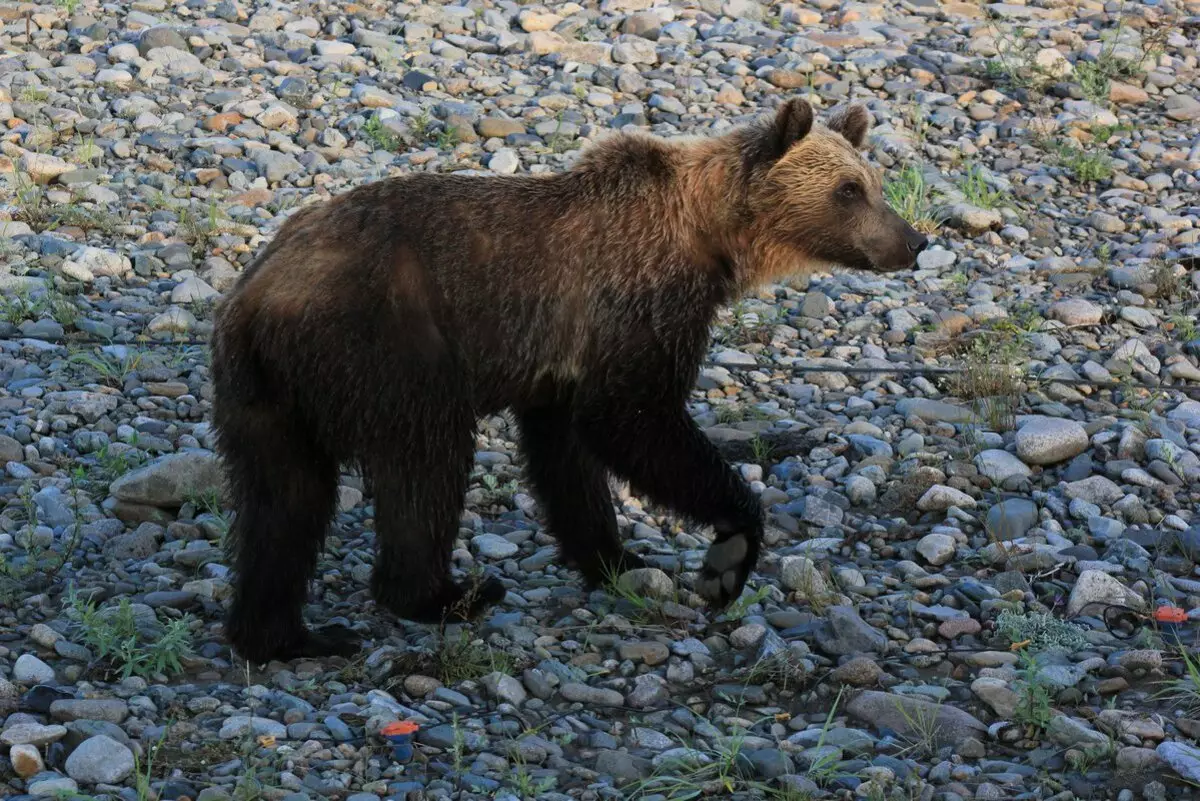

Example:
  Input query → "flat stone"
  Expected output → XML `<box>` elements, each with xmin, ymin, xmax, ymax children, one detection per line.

<box><xmin>847</xmin><ymin>691</ymin><xmax>986</xmax><ymax>747</ymax></box>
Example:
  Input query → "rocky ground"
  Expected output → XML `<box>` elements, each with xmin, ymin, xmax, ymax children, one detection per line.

<box><xmin>1</xmin><ymin>0</ymin><xmax>1200</xmax><ymax>798</ymax></box>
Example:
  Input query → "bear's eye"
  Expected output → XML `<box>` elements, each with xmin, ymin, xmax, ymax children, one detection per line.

<box><xmin>836</xmin><ymin>181</ymin><xmax>862</xmax><ymax>201</ymax></box>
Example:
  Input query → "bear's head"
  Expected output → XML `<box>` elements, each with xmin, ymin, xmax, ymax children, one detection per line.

<box><xmin>733</xmin><ymin>98</ymin><xmax>928</xmax><ymax>279</ymax></box>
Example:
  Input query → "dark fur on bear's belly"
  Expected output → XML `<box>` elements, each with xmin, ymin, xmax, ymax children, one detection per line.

<box><xmin>211</xmin><ymin>97</ymin><xmax>923</xmax><ymax>664</ymax></box>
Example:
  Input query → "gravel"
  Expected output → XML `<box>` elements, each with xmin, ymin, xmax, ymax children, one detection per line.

<box><xmin>1</xmin><ymin>0</ymin><xmax>1200</xmax><ymax>797</ymax></box>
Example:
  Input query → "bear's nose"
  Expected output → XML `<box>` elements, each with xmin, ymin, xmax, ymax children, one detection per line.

<box><xmin>906</xmin><ymin>230</ymin><xmax>928</xmax><ymax>255</ymax></box>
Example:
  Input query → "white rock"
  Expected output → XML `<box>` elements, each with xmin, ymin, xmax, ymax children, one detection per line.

<box><xmin>19</xmin><ymin>152</ymin><xmax>77</xmax><ymax>183</ymax></box>
<box><xmin>171</xmin><ymin>276</ymin><xmax>220</xmax><ymax>303</ymax></box>
<box><xmin>1048</xmin><ymin>299</ymin><xmax>1102</xmax><ymax>326</ymax></box>
<box><xmin>915</xmin><ymin>532</ymin><xmax>958</xmax><ymax>566</ymax></box>
<box><xmin>1066</xmin><ymin>570</ymin><xmax>1146</xmax><ymax>617</ymax></box>
<box><xmin>974</xmin><ymin>449</ymin><xmax>1032</xmax><ymax>484</ymax></box>
<box><xmin>13</xmin><ymin>653</ymin><xmax>55</xmax><ymax>684</ymax></box>
<box><xmin>1015</xmin><ymin>418</ymin><xmax>1089</xmax><ymax>465</ymax></box>
<box><xmin>780</xmin><ymin>556</ymin><xmax>831</xmax><ymax>596</ymax></box>
<box><xmin>916</xmin><ymin>484</ymin><xmax>976</xmax><ymax>512</ymax></box>
<box><xmin>489</xmin><ymin>149</ymin><xmax>519</xmax><ymax>174</ymax></box>
<box><xmin>482</xmin><ymin>671</ymin><xmax>527</xmax><ymax>706</ymax></box>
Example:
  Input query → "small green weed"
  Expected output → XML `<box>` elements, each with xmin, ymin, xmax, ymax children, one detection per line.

<box><xmin>1152</xmin><ymin>645</ymin><xmax>1200</xmax><ymax>715</ymax></box>
<box><xmin>957</xmin><ymin>163</ymin><xmax>1006</xmax><ymax>210</ymax></box>
<box><xmin>430</xmin><ymin>626</ymin><xmax>513</xmax><ymax>685</ymax></box>
<box><xmin>1169</xmin><ymin>314</ymin><xmax>1198</xmax><ymax>343</ymax></box>
<box><xmin>885</xmin><ymin>164</ymin><xmax>941</xmax><ymax>235</ymax></box>
<box><xmin>64</xmin><ymin>589</ymin><xmax>194</xmax><ymax>680</ymax></box>
<box><xmin>1012</xmin><ymin>653</ymin><xmax>1054</xmax><ymax>737</ymax></box>
<box><xmin>1053</xmin><ymin>142</ymin><xmax>1114</xmax><ymax>183</ymax></box>
<box><xmin>68</xmin><ymin>348</ymin><xmax>147</xmax><ymax>388</ymax></box>
<box><xmin>362</xmin><ymin>115</ymin><xmax>403</xmax><ymax>151</ymax></box>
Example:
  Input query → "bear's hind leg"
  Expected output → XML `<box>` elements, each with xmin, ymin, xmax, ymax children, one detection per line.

<box><xmin>367</xmin><ymin>389</ymin><xmax>505</xmax><ymax>624</ymax></box>
<box><xmin>221</xmin><ymin>409</ymin><xmax>358</xmax><ymax>664</ymax></box>
<box><xmin>517</xmin><ymin>403</ymin><xmax>645</xmax><ymax>587</ymax></box>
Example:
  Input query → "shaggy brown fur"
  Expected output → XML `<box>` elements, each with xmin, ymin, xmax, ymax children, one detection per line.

<box><xmin>212</xmin><ymin>97</ymin><xmax>927</xmax><ymax>663</ymax></box>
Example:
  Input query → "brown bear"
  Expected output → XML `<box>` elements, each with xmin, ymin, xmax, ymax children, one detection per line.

<box><xmin>211</xmin><ymin>97</ymin><xmax>927</xmax><ymax>664</ymax></box>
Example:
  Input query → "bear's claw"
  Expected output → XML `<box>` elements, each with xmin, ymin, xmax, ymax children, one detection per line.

<box><xmin>696</xmin><ymin>532</ymin><xmax>757</xmax><ymax>608</ymax></box>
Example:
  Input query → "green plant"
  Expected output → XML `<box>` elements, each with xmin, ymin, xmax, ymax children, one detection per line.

<box><xmin>1052</xmin><ymin>142</ymin><xmax>1114</xmax><ymax>183</ymax></box>
<box><xmin>68</xmin><ymin>348</ymin><xmax>146</xmax><ymax>388</ymax></box>
<box><xmin>884</xmin><ymin>164</ymin><xmax>940</xmax><ymax>235</ymax></box>
<box><xmin>946</xmin><ymin>331</ymin><xmax>1027</xmax><ymax>405</ymax></box>
<box><xmin>601</xmin><ymin>564</ymin><xmax>681</xmax><ymax>627</ymax></box>
<box><xmin>18</xmin><ymin>86</ymin><xmax>50</xmax><ymax>103</ymax></box>
<box><xmin>725</xmin><ymin>584</ymin><xmax>772</xmax><ymax>621</ymax></box>
<box><xmin>995</xmin><ymin>609</ymin><xmax>1089</xmax><ymax>652</ymax></box>
<box><xmin>409</xmin><ymin>110</ymin><xmax>433</xmax><ymax>142</ymax></box>
<box><xmin>178</xmin><ymin>201</ymin><xmax>224</xmax><ymax>256</ymax></box>
<box><xmin>362</xmin><ymin>115</ymin><xmax>402</xmax><ymax>151</ymax></box>
<box><xmin>748</xmin><ymin>436</ymin><xmax>772</xmax><ymax>465</ymax></box>
<box><xmin>625</xmin><ymin>721</ymin><xmax>755</xmax><ymax>798</ymax></box>
<box><xmin>1012</xmin><ymin>653</ymin><xmax>1054</xmax><ymax>737</ymax></box>
<box><xmin>957</xmin><ymin>163</ymin><xmax>1006</xmax><ymax>209</ymax></box>
<box><xmin>890</xmin><ymin>696</ymin><xmax>944</xmax><ymax>758</ymax></box>
<box><xmin>64</xmin><ymin>590</ymin><xmax>194</xmax><ymax>680</ymax></box>
<box><xmin>10</xmin><ymin>170</ymin><xmax>52</xmax><ymax>229</ymax></box>
<box><xmin>0</xmin><ymin>475</ymin><xmax>86</xmax><ymax>602</ymax></box>
<box><xmin>1169</xmin><ymin>313</ymin><xmax>1199</xmax><ymax>343</ymax></box>
<box><xmin>980</xmin><ymin>23</ymin><xmax>1053</xmax><ymax>92</ymax></box>
<box><xmin>1152</xmin><ymin>645</ymin><xmax>1200</xmax><ymax>715</ymax></box>
<box><xmin>805</xmin><ymin>687</ymin><xmax>847</xmax><ymax>786</ymax></box>
<box><xmin>429</xmin><ymin>626</ymin><xmax>513</xmax><ymax>685</ymax></box>
<box><xmin>434</xmin><ymin>125</ymin><xmax>461</xmax><ymax>150</ymax></box>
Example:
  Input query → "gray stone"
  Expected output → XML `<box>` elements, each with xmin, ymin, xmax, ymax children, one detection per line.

<box><xmin>815</xmin><ymin>606</ymin><xmax>887</xmax><ymax>656</ymax></box>
<box><xmin>50</xmin><ymin>700</ymin><xmax>130</xmax><ymax>724</ymax></box>
<box><xmin>1015</xmin><ymin>418</ymin><xmax>1089</xmax><ymax>465</ymax></box>
<box><xmin>1</xmin><ymin>722</ymin><xmax>68</xmax><ymax>747</ymax></box>
<box><xmin>110</xmin><ymin>450</ymin><xmax>223</xmax><ymax>508</ymax></box>
<box><xmin>219</xmin><ymin>716</ymin><xmax>288</xmax><ymax>740</ymax></box>
<box><xmin>472</xmin><ymin>533</ymin><xmax>519</xmax><ymax>559</ymax></box>
<box><xmin>915</xmin><ymin>532</ymin><xmax>957</xmax><ymax>565</ymax></box>
<box><xmin>1158</xmin><ymin>741</ymin><xmax>1200</xmax><ymax>782</ymax></box>
<box><xmin>596</xmin><ymin>750</ymin><xmax>650</xmax><ymax>782</ymax></box>
<box><xmin>561</xmin><ymin>683</ymin><xmax>625</xmax><ymax>707</ymax></box>
<box><xmin>975</xmin><ymin>449</ymin><xmax>1032</xmax><ymax>484</ymax></box>
<box><xmin>984</xmin><ymin>498</ymin><xmax>1039</xmax><ymax>541</ymax></box>
<box><xmin>481</xmin><ymin>672</ymin><xmax>527</xmax><ymax>707</ymax></box>
<box><xmin>895</xmin><ymin>398</ymin><xmax>978</xmax><ymax>424</ymax></box>
<box><xmin>1063</xmin><ymin>475</ymin><xmax>1124</xmax><ymax>505</ymax></box>
<box><xmin>846</xmin><ymin>691</ymin><xmax>986</xmax><ymax>747</ymax></box>
<box><xmin>1066</xmin><ymin>570</ymin><xmax>1147</xmax><ymax>617</ymax></box>
<box><xmin>65</xmin><ymin>734</ymin><xmax>135</xmax><ymax>784</ymax></box>
<box><xmin>14</xmin><ymin>653</ymin><xmax>56</xmax><ymax>684</ymax></box>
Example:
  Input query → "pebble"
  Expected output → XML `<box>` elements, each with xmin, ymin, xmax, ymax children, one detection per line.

<box><xmin>65</xmin><ymin>734</ymin><xmax>136</xmax><ymax>785</ymax></box>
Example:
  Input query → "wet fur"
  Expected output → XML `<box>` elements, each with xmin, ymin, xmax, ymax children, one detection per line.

<box><xmin>212</xmin><ymin>98</ymin><xmax>924</xmax><ymax>663</ymax></box>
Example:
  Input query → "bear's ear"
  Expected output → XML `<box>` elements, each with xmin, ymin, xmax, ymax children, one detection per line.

<box><xmin>742</xmin><ymin>98</ymin><xmax>814</xmax><ymax>167</ymax></box>
<box><xmin>826</xmin><ymin>103</ymin><xmax>870</xmax><ymax>149</ymax></box>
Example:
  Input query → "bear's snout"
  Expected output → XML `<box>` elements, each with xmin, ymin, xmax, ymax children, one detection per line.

<box><xmin>905</xmin><ymin>229</ymin><xmax>928</xmax><ymax>257</ymax></box>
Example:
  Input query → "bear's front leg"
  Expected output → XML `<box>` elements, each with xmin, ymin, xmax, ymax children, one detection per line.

<box><xmin>573</xmin><ymin>392</ymin><xmax>763</xmax><ymax>609</ymax></box>
<box><xmin>516</xmin><ymin>403</ymin><xmax>647</xmax><ymax>587</ymax></box>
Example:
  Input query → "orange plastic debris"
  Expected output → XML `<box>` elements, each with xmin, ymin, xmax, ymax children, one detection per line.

<box><xmin>1154</xmin><ymin>606</ymin><xmax>1188</xmax><ymax>624</ymax></box>
<box><xmin>381</xmin><ymin>721</ymin><xmax>420</xmax><ymax>736</ymax></box>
